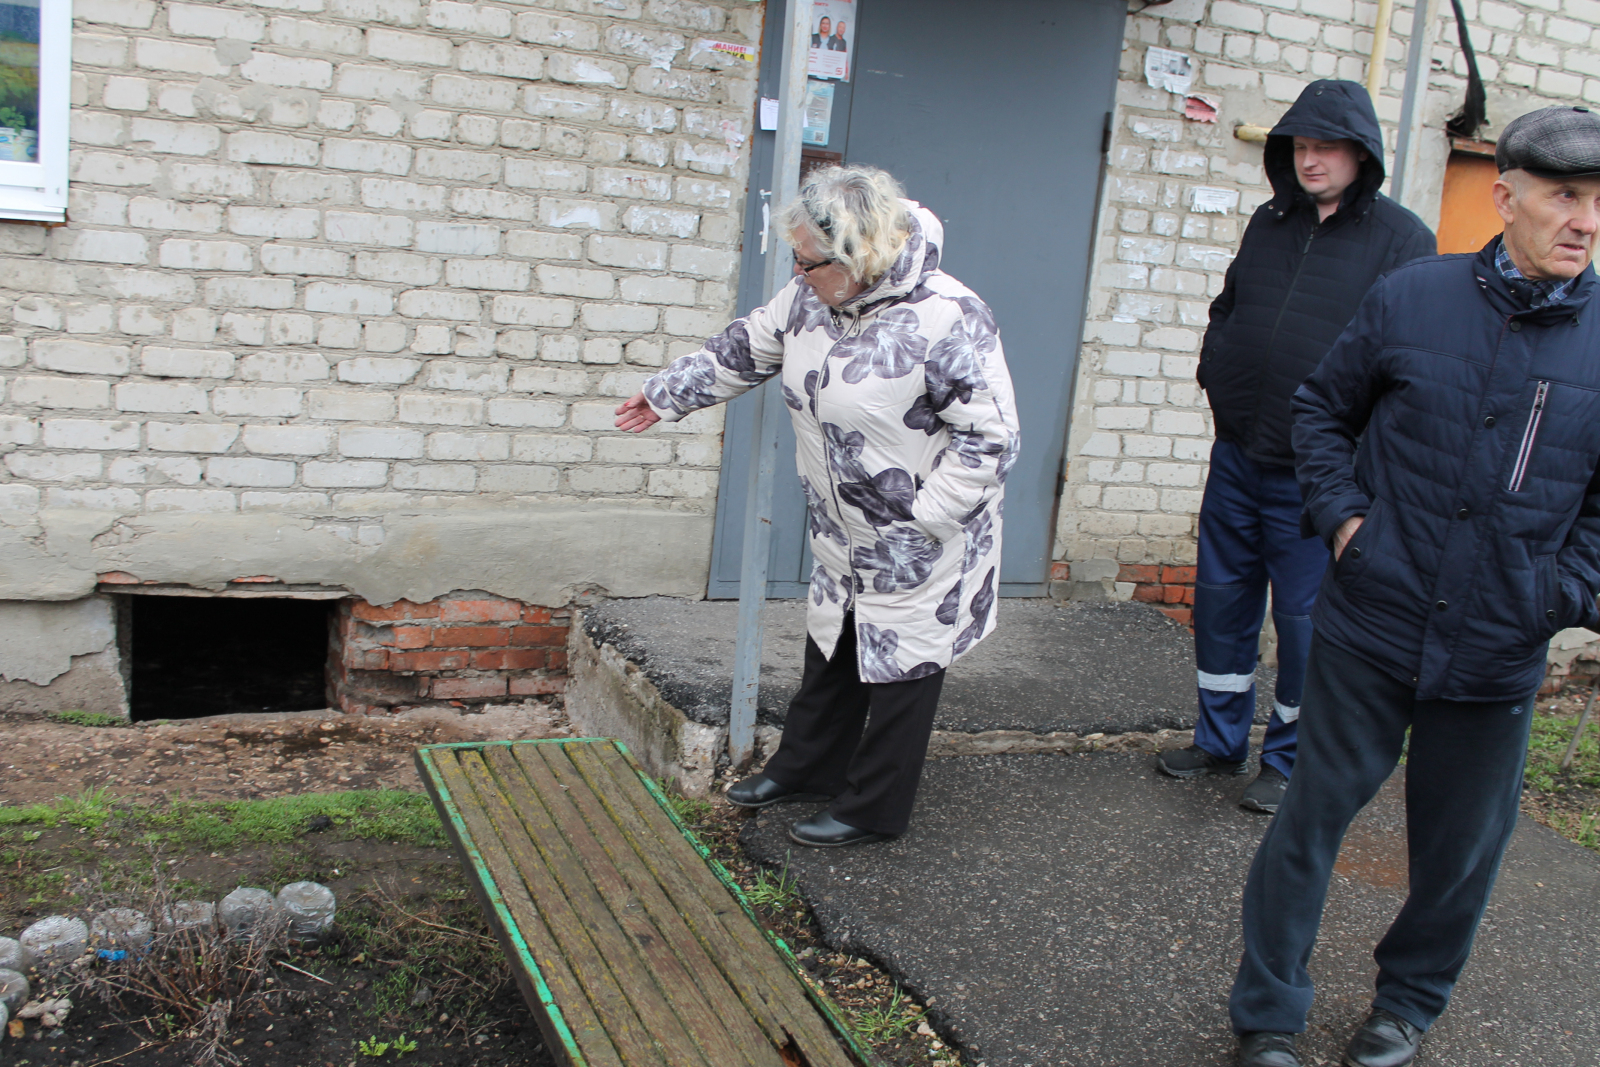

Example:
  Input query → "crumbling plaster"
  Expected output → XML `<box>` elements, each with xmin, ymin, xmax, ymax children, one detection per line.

<box><xmin>0</xmin><ymin>504</ymin><xmax>713</xmax><ymax>607</ymax></box>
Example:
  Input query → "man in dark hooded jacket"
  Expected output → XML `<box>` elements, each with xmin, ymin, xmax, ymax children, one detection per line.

<box><xmin>1159</xmin><ymin>80</ymin><xmax>1435</xmax><ymax>814</ymax></box>
<box><xmin>1230</xmin><ymin>105</ymin><xmax>1600</xmax><ymax>1067</ymax></box>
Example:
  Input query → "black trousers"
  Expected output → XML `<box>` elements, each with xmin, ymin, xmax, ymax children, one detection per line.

<box><xmin>1230</xmin><ymin>634</ymin><xmax>1534</xmax><ymax>1035</ymax></box>
<box><xmin>760</xmin><ymin>615</ymin><xmax>946</xmax><ymax>835</ymax></box>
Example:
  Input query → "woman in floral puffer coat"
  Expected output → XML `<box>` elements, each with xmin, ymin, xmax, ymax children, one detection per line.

<box><xmin>615</xmin><ymin>165</ymin><xmax>1019</xmax><ymax>847</ymax></box>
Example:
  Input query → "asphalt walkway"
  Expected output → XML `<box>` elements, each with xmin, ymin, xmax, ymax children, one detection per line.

<box><xmin>742</xmin><ymin>754</ymin><xmax>1600</xmax><ymax>1067</ymax></box>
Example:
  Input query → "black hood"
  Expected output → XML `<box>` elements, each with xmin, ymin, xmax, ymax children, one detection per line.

<box><xmin>1263</xmin><ymin>79</ymin><xmax>1386</xmax><ymax>214</ymax></box>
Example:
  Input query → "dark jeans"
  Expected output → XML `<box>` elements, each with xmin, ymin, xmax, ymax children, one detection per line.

<box><xmin>1229</xmin><ymin>634</ymin><xmax>1534</xmax><ymax>1034</ymax></box>
<box><xmin>1194</xmin><ymin>440</ymin><xmax>1327</xmax><ymax>776</ymax></box>
<box><xmin>760</xmin><ymin>614</ymin><xmax>945</xmax><ymax>835</ymax></box>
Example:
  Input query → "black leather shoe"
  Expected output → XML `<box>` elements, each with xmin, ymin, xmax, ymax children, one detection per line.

<box><xmin>1238</xmin><ymin>1031</ymin><xmax>1301</xmax><ymax>1067</ymax></box>
<box><xmin>788</xmin><ymin>811</ymin><xmax>892</xmax><ymax>848</ymax></box>
<box><xmin>1241</xmin><ymin>764</ymin><xmax>1289</xmax><ymax>814</ymax></box>
<box><xmin>1342</xmin><ymin>1009</ymin><xmax>1423</xmax><ymax>1067</ymax></box>
<box><xmin>725</xmin><ymin>774</ymin><xmax>831</xmax><ymax>810</ymax></box>
<box><xmin>1157</xmin><ymin>744</ymin><xmax>1249</xmax><ymax>778</ymax></box>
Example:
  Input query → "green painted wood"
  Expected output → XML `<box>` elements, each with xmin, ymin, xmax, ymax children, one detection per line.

<box><xmin>417</xmin><ymin>739</ymin><xmax>868</xmax><ymax>1067</ymax></box>
<box><xmin>524</xmin><ymin>744</ymin><xmax>787</xmax><ymax>1067</ymax></box>
<box><xmin>457</xmin><ymin>749</ymin><xmax>669</xmax><ymax>1067</ymax></box>
<box><xmin>420</xmin><ymin>748</ymin><xmax>623</xmax><ymax>1067</ymax></box>
<box><xmin>481</xmin><ymin>746</ymin><xmax>712</xmax><ymax>1067</ymax></box>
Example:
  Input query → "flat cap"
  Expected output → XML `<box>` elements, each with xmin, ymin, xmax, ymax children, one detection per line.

<box><xmin>1497</xmin><ymin>106</ymin><xmax>1600</xmax><ymax>177</ymax></box>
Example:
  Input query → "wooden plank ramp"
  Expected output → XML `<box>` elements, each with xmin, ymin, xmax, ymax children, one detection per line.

<box><xmin>415</xmin><ymin>738</ymin><xmax>872</xmax><ymax>1067</ymax></box>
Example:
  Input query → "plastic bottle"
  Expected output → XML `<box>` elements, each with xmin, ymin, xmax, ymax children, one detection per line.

<box><xmin>161</xmin><ymin>901</ymin><xmax>216</xmax><ymax>933</ymax></box>
<box><xmin>19</xmin><ymin>916</ymin><xmax>88</xmax><ymax>969</ymax></box>
<box><xmin>0</xmin><ymin>937</ymin><xmax>28</xmax><ymax>973</ymax></box>
<box><xmin>0</xmin><ymin>968</ymin><xmax>27</xmax><ymax>1013</ymax></box>
<box><xmin>91</xmin><ymin>909</ymin><xmax>152</xmax><ymax>959</ymax></box>
<box><xmin>218</xmin><ymin>888</ymin><xmax>279</xmax><ymax>939</ymax></box>
<box><xmin>276</xmin><ymin>882</ymin><xmax>336</xmax><ymax>941</ymax></box>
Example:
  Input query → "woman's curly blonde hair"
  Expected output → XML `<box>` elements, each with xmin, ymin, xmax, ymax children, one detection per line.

<box><xmin>779</xmin><ymin>164</ymin><xmax>911</xmax><ymax>284</ymax></box>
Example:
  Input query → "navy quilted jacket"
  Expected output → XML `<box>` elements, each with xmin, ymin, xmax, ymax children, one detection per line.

<box><xmin>1200</xmin><ymin>80</ymin><xmax>1435</xmax><ymax>467</ymax></box>
<box><xmin>1292</xmin><ymin>239</ymin><xmax>1600</xmax><ymax>701</ymax></box>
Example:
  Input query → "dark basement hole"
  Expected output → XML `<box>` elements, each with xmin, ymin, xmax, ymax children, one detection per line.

<box><xmin>128</xmin><ymin>596</ymin><xmax>332</xmax><ymax>721</ymax></box>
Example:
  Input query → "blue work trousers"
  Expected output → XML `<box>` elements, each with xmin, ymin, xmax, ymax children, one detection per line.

<box><xmin>1230</xmin><ymin>634</ymin><xmax>1534</xmax><ymax>1034</ymax></box>
<box><xmin>1193</xmin><ymin>440</ymin><xmax>1328</xmax><ymax>775</ymax></box>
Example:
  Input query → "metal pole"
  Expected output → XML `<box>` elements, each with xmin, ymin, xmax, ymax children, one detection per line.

<box><xmin>1561</xmin><ymin>682</ymin><xmax>1598</xmax><ymax>771</ymax></box>
<box><xmin>1390</xmin><ymin>0</ymin><xmax>1441</xmax><ymax>208</ymax></box>
<box><xmin>1367</xmin><ymin>0</ymin><xmax>1397</xmax><ymax>102</ymax></box>
<box><xmin>728</xmin><ymin>0</ymin><xmax>810</xmax><ymax>771</ymax></box>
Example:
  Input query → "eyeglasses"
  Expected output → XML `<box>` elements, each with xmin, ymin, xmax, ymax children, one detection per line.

<box><xmin>793</xmin><ymin>252</ymin><xmax>837</xmax><ymax>274</ymax></box>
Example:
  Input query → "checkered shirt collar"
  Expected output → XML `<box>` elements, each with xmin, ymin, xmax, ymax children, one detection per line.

<box><xmin>1495</xmin><ymin>237</ymin><xmax>1577</xmax><ymax>308</ymax></box>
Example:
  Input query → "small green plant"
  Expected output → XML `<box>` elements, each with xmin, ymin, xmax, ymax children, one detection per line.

<box><xmin>48</xmin><ymin>709</ymin><xmax>128</xmax><ymax>728</ymax></box>
<box><xmin>850</xmin><ymin>987</ymin><xmax>925</xmax><ymax>1044</ymax></box>
<box><xmin>359</xmin><ymin>1036</ymin><xmax>392</xmax><ymax>1057</ymax></box>
<box><xmin>746</xmin><ymin>862</ymin><xmax>800</xmax><ymax>911</ymax></box>
<box><xmin>658</xmin><ymin>779</ymin><xmax>713</xmax><ymax>825</ymax></box>
<box><xmin>392</xmin><ymin>1034</ymin><xmax>418</xmax><ymax>1056</ymax></box>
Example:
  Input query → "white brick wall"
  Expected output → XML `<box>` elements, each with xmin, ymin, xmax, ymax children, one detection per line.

<box><xmin>0</xmin><ymin>0</ymin><xmax>757</xmax><ymax>521</ymax></box>
<box><xmin>1060</xmin><ymin>0</ymin><xmax>1600</xmax><ymax>574</ymax></box>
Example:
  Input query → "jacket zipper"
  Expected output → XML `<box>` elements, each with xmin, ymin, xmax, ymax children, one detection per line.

<box><xmin>1250</xmin><ymin>227</ymin><xmax>1318</xmax><ymax>435</ymax></box>
<box><xmin>1507</xmin><ymin>380</ymin><xmax>1550</xmax><ymax>492</ymax></box>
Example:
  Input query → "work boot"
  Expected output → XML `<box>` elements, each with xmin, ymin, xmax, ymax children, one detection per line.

<box><xmin>1156</xmin><ymin>744</ymin><xmax>1248</xmax><ymax>779</ymax></box>
<box><xmin>1238</xmin><ymin>1031</ymin><xmax>1301</xmax><ymax>1066</ymax></box>
<box><xmin>1341</xmin><ymin>1009</ymin><xmax>1423</xmax><ymax>1067</ymax></box>
<box><xmin>1240</xmin><ymin>764</ymin><xmax>1289</xmax><ymax>814</ymax></box>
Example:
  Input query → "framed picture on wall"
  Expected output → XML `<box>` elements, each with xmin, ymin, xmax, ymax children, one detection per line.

<box><xmin>0</xmin><ymin>0</ymin><xmax>66</xmax><ymax>222</ymax></box>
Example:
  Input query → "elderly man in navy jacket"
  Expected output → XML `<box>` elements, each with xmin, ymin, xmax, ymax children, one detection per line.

<box><xmin>1231</xmin><ymin>106</ymin><xmax>1600</xmax><ymax>1067</ymax></box>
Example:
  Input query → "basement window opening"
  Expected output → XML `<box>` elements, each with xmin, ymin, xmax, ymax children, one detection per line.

<box><xmin>126</xmin><ymin>596</ymin><xmax>332</xmax><ymax>722</ymax></box>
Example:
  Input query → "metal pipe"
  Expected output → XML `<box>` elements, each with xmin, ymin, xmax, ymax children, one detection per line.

<box><xmin>1561</xmin><ymin>683</ymin><xmax>1598</xmax><ymax>771</ymax></box>
<box><xmin>728</xmin><ymin>0</ymin><xmax>810</xmax><ymax>771</ymax></box>
<box><xmin>1390</xmin><ymin>0</ymin><xmax>1442</xmax><ymax>208</ymax></box>
<box><xmin>1367</xmin><ymin>0</ymin><xmax>1397</xmax><ymax>101</ymax></box>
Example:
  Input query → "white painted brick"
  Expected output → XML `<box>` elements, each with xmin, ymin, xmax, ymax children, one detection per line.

<box><xmin>524</xmin><ymin>86</ymin><xmax>606</xmax><ymax>121</ymax></box>
<box><xmin>11</xmin><ymin>377</ymin><xmax>112</xmax><ymax>410</ymax></box>
<box><xmin>397</xmin><ymin>289</ymin><xmax>483</xmax><ymax>320</ymax></box>
<box><xmin>662</xmin><ymin>307</ymin><xmax>722</xmax><ymax>337</ymax></box>
<box><xmin>488</xmin><ymin>397</ymin><xmax>567</xmax><ymax>427</ymax></box>
<box><xmin>622</xmin><ymin>205</ymin><xmax>699</xmax><ymax>237</ymax></box>
<box><xmin>459</xmin><ymin>40</ymin><xmax>544</xmax><ymax>79</ymax></box>
<box><xmin>516</xmin><ymin>11</ymin><xmax>600</xmax><ymax>49</ymax></box>
<box><xmin>70</xmin><ymin>150</ymin><xmax>158</xmax><ymax>186</ymax></box>
<box><xmin>146</xmin><ymin>422</ymin><xmax>240</xmax><ymax>453</ymax></box>
<box><xmin>365</xmin><ymin>322</ymin><xmax>408</xmax><ymax>352</ymax></box>
<box><xmin>269</xmin><ymin>313</ymin><xmax>316</xmax><ymax>345</ymax></box>
<box><xmin>583</xmin><ymin>338</ymin><xmax>623</xmax><ymax>364</ymax></box>
<box><xmin>33</xmin><ymin>339</ymin><xmax>132</xmax><ymax>376</ymax></box>
<box><xmin>307</xmin><ymin>390</ymin><xmax>397</xmax><ymax>421</ymax></box>
<box><xmin>537</xmin><ymin>265</ymin><xmax>615</xmax><ymax>298</ymax></box>
<box><xmin>262</xmin><ymin>244</ymin><xmax>351</xmax><ymax>276</ymax></box>
<box><xmin>159</xmin><ymin>239</ymin><xmax>254</xmax><ymax>271</ymax></box>
<box><xmin>438</xmin><ymin>259</ymin><xmax>528</xmax><ymax>291</ymax></box>
<box><xmin>141</xmin><ymin>346</ymin><xmax>235</xmax><ymax>378</ymax></box>
<box><xmin>105</xmin><ymin>456</ymin><xmax>201</xmax><ymax>485</ymax></box>
<box><xmin>270</xmin><ymin>16</ymin><xmax>365</xmax><ymax>53</ymax></box>
<box><xmin>668</xmin><ymin>243</ymin><xmax>735</xmax><ymax>278</ymax></box>
<box><xmin>135</xmin><ymin>38</ymin><xmax>227</xmax><ymax>76</ymax></box>
<box><xmin>426</xmin><ymin>430</ymin><xmax>509</xmax><ymax>460</ymax></box>
<box><xmin>356</xmin><ymin>251</ymin><xmax>441</xmax><ymax>286</ymax></box>
<box><xmin>77</xmin><ymin>0</ymin><xmax>158</xmax><ymax>28</ymax></box>
<box><xmin>501</xmin><ymin>118</ymin><xmax>543</xmax><ymax>149</ymax></box>
<box><xmin>226</xmin><ymin>131</ymin><xmax>321</xmax><ymax>166</ymax></box>
<box><xmin>272</xmin><ymin>172</ymin><xmax>353</xmax><ymax>204</ymax></box>
<box><xmin>323</xmin><ymin>138</ymin><xmax>414</xmax><ymax>176</ymax></box>
<box><xmin>619</xmin><ymin>275</ymin><xmax>697</xmax><ymax>305</ymax></box>
<box><xmin>594</xmin><ymin>167</ymin><xmax>673</xmax><ymax>201</ymax></box>
<box><xmin>580</xmin><ymin>303</ymin><xmax>659</xmax><ymax>332</ymax></box>
<box><xmin>167</xmin><ymin>162</ymin><xmax>256</xmax><ymax>196</ymax></box>
<box><xmin>303</xmin><ymin>460</ymin><xmax>388</xmax><ymax>487</ymax></box>
<box><xmin>428</xmin><ymin>1</ymin><xmax>512</xmax><ymax>35</ymax></box>
<box><xmin>168</xmin><ymin>3</ymin><xmax>267</xmax><ymax>39</ymax></box>
<box><xmin>241</xmin><ymin>424</ymin><xmax>333</xmax><ymax>454</ymax></box>
<box><xmin>394</xmin><ymin>464</ymin><xmax>477</xmax><ymax>491</ymax></box>
<box><xmin>333</xmin><ymin>63</ymin><xmax>429</xmax><ymax>100</ymax></box>
<box><xmin>504</xmin><ymin>158</ymin><xmax>588</xmax><ymax>192</ymax></box>
<box><xmin>478</xmin><ymin>466</ymin><xmax>558</xmax><ymax>493</ymax></box>
<box><xmin>339</xmin><ymin>426</ymin><xmax>425</xmax><ymax>458</ymax></box>
<box><xmin>1144</xmin><ymin>327</ymin><xmax>1201</xmax><ymax>352</ymax></box>
<box><xmin>5</xmin><ymin>452</ymin><xmax>103</xmax><ymax>481</ymax></box>
<box><xmin>1151</xmin><ymin>410</ymin><xmax>1208</xmax><ymax>435</ymax></box>
<box><xmin>76</xmin><ymin>32</ymin><xmax>130</xmax><ymax>68</ymax></box>
<box><xmin>397</xmin><ymin>393</ymin><xmax>483</xmax><ymax>424</ymax></box>
<box><xmin>418</xmin><ymin>360</ymin><xmax>506</xmax><ymax>393</ymax></box>
<box><xmin>324</xmin><ymin>211</ymin><xmax>414</xmax><ymax>246</ymax></box>
<box><xmin>338</xmin><ymin>356</ymin><xmax>422</xmax><ymax>384</ymax></box>
<box><xmin>142</xmin><ymin>488</ymin><xmax>235</xmax><ymax>511</ymax></box>
<box><xmin>211</xmin><ymin>386</ymin><xmax>303</xmax><ymax>416</ymax></box>
<box><xmin>415</xmin><ymin>221</ymin><xmax>501</xmax><ymax>255</ymax></box>
<box><xmin>431</xmin><ymin>73</ymin><xmax>519</xmax><ymax>112</ymax></box>
<box><xmin>205</xmin><ymin>457</ymin><xmax>296</xmax><ymax>487</ymax></box>
<box><xmin>129</xmin><ymin>117</ymin><xmax>221</xmax><ymax>155</ymax></box>
<box><xmin>512</xmin><ymin>433</ymin><xmax>590</xmax><ymax>461</ymax></box>
<box><xmin>368</xmin><ymin>27</ymin><xmax>455</xmax><ymax>65</ymax></box>
<box><xmin>129</xmin><ymin>197</ymin><xmax>223</xmax><ymax>232</ymax></box>
<box><xmin>547</xmin><ymin>52</ymin><xmax>625</xmax><ymax>87</ymax></box>
<box><xmin>115</xmin><ymin>381</ymin><xmax>208</xmax><ymax>413</ymax></box>
<box><xmin>538</xmin><ymin>197</ymin><xmax>619</xmax><ymax>230</ymax></box>
<box><xmin>238</xmin><ymin>351</ymin><xmax>329</xmax><ymax>382</ymax></box>
<box><xmin>241</xmin><ymin>491</ymin><xmax>330</xmax><ymax>509</ymax></box>
<box><xmin>305</xmin><ymin>282</ymin><xmax>394</xmax><ymax>315</ymax></box>
<box><xmin>450</xmin><ymin>188</ymin><xmax>537</xmax><ymax>221</ymax></box>
<box><xmin>569</xmin><ymin>466</ymin><xmax>643</xmax><ymax>493</ymax></box>
<box><xmin>362</xmin><ymin>178</ymin><xmax>447</xmax><ymax>213</ymax></box>
<box><xmin>39</xmin><ymin>418</ymin><xmax>138</xmax><ymax>450</ymax></box>
<box><xmin>414</xmin><ymin>147</ymin><xmax>502</xmax><ymax>183</ymax></box>
<box><xmin>205</xmin><ymin>277</ymin><xmax>297</xmax><ymax>309</ymax></box>
<box><xmin>59</xmin><ymin>229</ymin><xmax>149</xmax><ymax>265</ymax></box>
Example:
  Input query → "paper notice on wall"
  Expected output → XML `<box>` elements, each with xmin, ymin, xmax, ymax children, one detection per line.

<box><xmin>759</xmin><ymin>97</ymin><xmax>779</xmax><ymax>131</ymax></box>
<box><xmin>692</xmin><ymin>38</ymin><xmax>757</xmax><ymax>62</ymax></box>
<box><xmin>1190</xmin><ymin>186</ymin><xmax>1240</xmax><ymax>214</ymax></box>
<box><xmin>1144</xmin><ymin>47</ymin><xmax>1194</xmax><ymax>95</ymax></box>
<box><xmin>1184</xmin><ymin>94</ymin><xmax>1219</xmax><ymax>123</ymax></box>
<box><xmin>802</xmin><ymin>79</ymin><xmax>834</xmax><ymax>146</ymax></box>
<box><xmin>807</xmin><ymin>0</ymin><xmax>854</xmax><ymax>81</ymax></box>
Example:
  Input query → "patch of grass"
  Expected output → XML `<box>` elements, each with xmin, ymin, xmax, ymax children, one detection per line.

<box><xmin>1527</xmin><ymin>703</ymin><xmax>1600</xmax><ymax>792</ymax></box>
<box><xmin>140</xmin><ymin>791</ymin><xmax>445</xmax><ymax>851</ymax></box>
<box><xmin>0</xmin><ymin>786</ymin><xmax>117</xmax><ymax>830</ymax></box>
<box><xmin>48</xmin><ymin>709</ymin><xmax>130</xmax><ymax>728</ymax></box>
<box><xmin>849</xmin><ymin>986</ymin><xmax>925</xmax><ymax>1044</ymax></box>
<box><xmin>746</xmin><ymin>862</ymin><xmax>800</xmax><ymax>911</ymax></box>
<box><xmin>657</xmin><ymin>779</ymin><xmax>713</xmax><ymax>826</ymax></box>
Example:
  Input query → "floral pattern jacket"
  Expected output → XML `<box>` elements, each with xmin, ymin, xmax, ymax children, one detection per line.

<box><xmin>643</xmin><ymin>204</ymin><xmax>1020</xmax><ymax>683</ymax></box>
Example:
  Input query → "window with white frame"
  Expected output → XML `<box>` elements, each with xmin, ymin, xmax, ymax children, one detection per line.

<box><xmin>0</xmin><ymin>0</ymin><xmax>65</xmax><ymax>222</ymax></box>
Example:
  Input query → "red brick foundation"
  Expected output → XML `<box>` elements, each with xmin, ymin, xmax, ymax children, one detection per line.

<box><xmin>1051</xmin><ymin>562</ymin><xmax>1195</xmax><ymax>627</ymax></box>
<box><xmin>329</xmin><ymin>591</ymin><xmax>569</xmax><ymax>715</ymax></box>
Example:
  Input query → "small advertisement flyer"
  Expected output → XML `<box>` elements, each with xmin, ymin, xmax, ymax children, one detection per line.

<box><xmin>807</xmin><ymin>0</ymin><xmax>854</xmax><ymax>81</ymax></box>
<box><xmin>802</xmin><ymin>80</ymin><xmax>835</xmax><ymax>145</ymax></box>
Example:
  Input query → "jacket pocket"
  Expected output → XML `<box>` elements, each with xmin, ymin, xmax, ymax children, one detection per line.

<box><xmin>1332</xmin><ymin>500</ymin><xmax>1381</xmax><ymax>584</ymax></box>
<box><xmin>1535</xmin><ymin>553</ymin><xmax>1564</xmax><ymax>636</ymax></box>
<box><xmin>1507</xmin><ymin>381</ymin><xmax>1551</xmax><ymax>493</ymax></box>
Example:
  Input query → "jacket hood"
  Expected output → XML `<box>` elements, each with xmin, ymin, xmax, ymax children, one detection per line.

<box><xmin>1264</xmin><ymin>79</ymin><xmax>1386</xmax><ymax>214</ymax></box>
<box><xmin>842</xmin><ymin>200</ymin><xmax>944</xmax><ymax>313</ymax></box>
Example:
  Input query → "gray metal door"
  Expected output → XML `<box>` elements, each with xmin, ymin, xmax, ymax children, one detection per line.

<box><xmin>709</xmin><ymin>0</ymin><xmax>1125</xmax><ymax>598</ymax></box>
